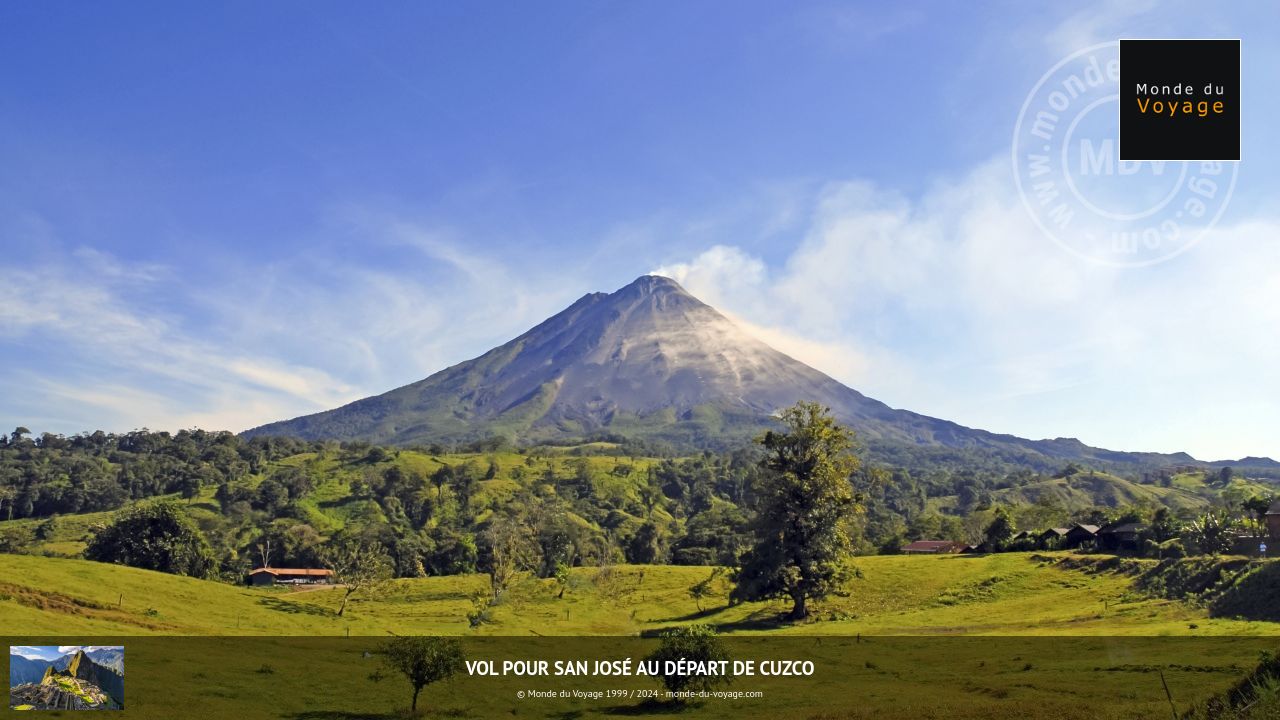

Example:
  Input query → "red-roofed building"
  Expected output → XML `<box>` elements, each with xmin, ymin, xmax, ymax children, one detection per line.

<box><xmin>247</xmin><ymin>567</ymin><xmax>334</xmax><ymax>586</ymax></box>
<box><xmin>1267</xmin><ymin>500</ymin><xmax>1280</xmax><ymax>541</ymax></box>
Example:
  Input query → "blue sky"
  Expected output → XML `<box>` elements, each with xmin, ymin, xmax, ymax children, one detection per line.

<box><xmin>2</xmin><ymin>1</ymin><xmax>1278</xmax><ymax>460</ymax></box>
<box><xmin>9</xmin><ymin>646</ymin><xmax>119</xmax><ymax>661</ymax></box>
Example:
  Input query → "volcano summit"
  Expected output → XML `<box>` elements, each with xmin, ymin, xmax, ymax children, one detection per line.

<box><xmin>244</xmin><ymin>275</ymin><xmax>1210</xmax><ymax>469</ymax></box>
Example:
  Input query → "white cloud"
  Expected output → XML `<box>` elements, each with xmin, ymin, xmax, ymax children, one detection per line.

<box><xmin>0</xmin><ymin>216</ymin><xmax>580</xmax><ymax>436</ymax></box>
<box><xmin>0</xmin><ymin>253</ymin><xmax>364</xmax><ymax>434</ymax></box>
<box><xmin>654</xmin><ymin>157</ymin><xmax>1280</xmax><ymax>461</ymax></box>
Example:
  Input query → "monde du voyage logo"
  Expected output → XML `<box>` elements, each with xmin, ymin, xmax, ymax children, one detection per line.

<box><xmin>1013</xmin><ymin>40</ymin><xmax>1240</xmax><ymax>267</ymax></box>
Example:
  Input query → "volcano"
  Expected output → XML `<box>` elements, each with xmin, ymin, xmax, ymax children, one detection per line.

<box><xmin>243</xmin><ymin>275</ymin><xmax>1207</xmax><ymax>469</ymax></box>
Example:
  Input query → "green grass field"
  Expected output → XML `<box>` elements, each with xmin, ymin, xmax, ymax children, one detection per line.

<box><xmin>3</xmin><ymin>552</ymin><xmax>1278</xmax><ymax>638</ymax></box>
<box><xmin>5</xmin><ymin>451</ymin><xmax>1279</xmax><ymax>717</ymax></box>
<box><xmin>6</xmin><ymin>553</ymin><xmax>1280</xmax><ymax>718</ymax></box>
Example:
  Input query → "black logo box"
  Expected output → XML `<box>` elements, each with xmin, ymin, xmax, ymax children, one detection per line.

<box><xmin>1119</xmin><ymin>39</ymin><xmax>1240</xmax><ymax>161</ymax></box>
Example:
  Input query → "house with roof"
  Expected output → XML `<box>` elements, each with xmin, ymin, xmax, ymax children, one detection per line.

<box><xmin>1268</xmin><ymin>500</ymin><xmax>1280</xmax><ymax>540</ymax></box>
<box><xmin>1037</xmin><ymin>527</ymin><xmax>1069</xmax><ymax>548</ymax></box>
<box><xmin>246</xmin><ymin>567</ymin><xmax>334</xmax><ymax>586</ymax></box>
<box><xmin>901</xmin><ymin>540</ymin><xmax>971</xmax><ymax>555</ymax></box>
<box><xmin>1063</xmin><ymin>524</ymin><xmax>1101</xmax><ymax>549</ymax></box>
<box><xmin>1097</xmin><ymin>522</ymin><xmax>1147</xmax><ymax>552</ymax></box>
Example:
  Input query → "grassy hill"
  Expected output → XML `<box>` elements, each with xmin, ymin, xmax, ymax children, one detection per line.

<box><xmin>991</xmin><ymin>470</ymin><xmax>1207</xmax><ymax>510</ymax></box>
<box><xmin>926</xmin><ymin>468</ymin><xmax>1275</xmax><ymax>517</ymax></box>
<box><xmin>6</xmin><ymin>553</ymin><xmax>1280</xmax><ymax>718</ymax></box>
<box><xmin>4</xmin><ymin>552</ymin><xmax>1280</xmax><ymax>637</ymax></box>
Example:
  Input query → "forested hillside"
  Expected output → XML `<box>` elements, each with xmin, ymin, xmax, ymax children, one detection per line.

<box><xmin>2</xmin><ymin>426</ymin><xmax>1275</xmax><ymax>585</ymax></box>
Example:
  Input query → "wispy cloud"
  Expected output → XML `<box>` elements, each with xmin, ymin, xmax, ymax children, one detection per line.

<box><xmin>7</xmin><ymin>645</ymin><xmax>108</xmax><ymax>661</ymax></box>
<box><xmin>654</xmin><ymin>158</ymin><xmax>1280</xmax><ymax>461</ymax></box>
<box><xmin>10</xmin><ymin>646</ymin><xmax>55</xmax><ymax>660</ymax></box>
<box><xmin>0</xmin><ymin>213</ymin><xmax>579</xmax><ymax>436</ymax></box>
<box><xmin>1045</xmin><ymin>0</ymin><xmax>1162</xmax><ymax>55</ymax></box>
<box><xmin>0</xmin><ymin>248</ymin><xmax>364</xmax><ymax>431</ymax></box>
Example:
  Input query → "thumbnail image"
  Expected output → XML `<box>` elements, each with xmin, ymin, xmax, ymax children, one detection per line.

<box><xmin>9</xmin><ymin>646</ymin><xmax>123</xmax><ymax>711</ymax></box>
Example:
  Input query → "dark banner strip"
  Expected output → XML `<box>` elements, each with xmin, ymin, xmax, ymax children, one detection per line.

<box><xmin>5</xmin><ymin>636</ymin><xmax>1277</xmax><ymax>718</ymax></box>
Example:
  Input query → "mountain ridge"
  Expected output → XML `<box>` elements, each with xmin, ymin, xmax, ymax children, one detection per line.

<box><xmin>243</xmin><ymin>275</ymin><xmax>1269</xmax><ymax>471</ymax></box>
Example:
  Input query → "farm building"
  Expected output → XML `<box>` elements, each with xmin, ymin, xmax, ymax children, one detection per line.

<box><xmin>1063</xmin><ymin>524</ymin><xmax>1101</xmax><ymax>549</ymax></box>
<box><xmin>247</xmin><ymin>567</ymin><xmax>334</xmax><ymax>586</ymax></box>
<box><xmin>902</xmin><ymin>540</ymin><xmax>971</xmax><ymax>554</ymax></box>
<box><xmin>1268</xmin><ymin>500</ymin><xmax>1280</xmax><ymax>540</ymax></box>
<box><xmin>1097</xmin><ymin>522</ymin><xmax>1147</xmax><ymax>552</ymax></box>
<box><xmin>1038</xmin><ymin>528</ymin><xmax>1069</xmax><ymax>548</ymax></box>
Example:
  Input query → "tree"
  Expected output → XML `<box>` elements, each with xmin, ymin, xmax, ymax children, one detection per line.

<box><xmin>982</xmin><ymin>508</ymin><xmax>1016</xmax><ymax>552</ymax></box>
<box><xmin>1149</xmin><ymin>507</ymin><xmax>1182</xmax><ymax>542</ymax></box>
<box><xmin>33</xmin><ymin>515</ymin><xmax>59</xmax><ymax>541</ymax></box>
<box><xmin>454</xmin><ymin>466</ymin><xmax>480</xmax><ymax>513</ymax></box>
<box><xmin>0</xmin><ymin>486</ymin><xmax>15</xmax><ymax>521</ymax></box>
<box><xmin>731</xmin><ymin>402</ymin><xmax>860</xmax><ymax>620</ymax></box>
<box><xmin>379</xmin><ymin>636</ymin><xmax>464</xmax><ymax>713</ymax></box>
<box><xmin>1243</xmin><ymin>496</ymin><xmax>1275</xmax><ymax>536</ymax></box>
<box><xmin>430</xmin><ymin>465</ymin><xmax>453</xmax><ymax>502</ymax></box>
<box><xmin>326</xmin><ymin>538</ymin><xmax>393</xmax><ymax>617</ymax></box>
<box><xmin>637</xmin><ymin>480</ymin><xmax>665</xmax><ymax>520</ymax></box>
<box><xmin>480</xmin><ymin>513</ymin><xmax>538</xmax><ymax>600</ymax></box>
<box><xmin>1184</xmin><ymin>509</ymin><xmax>1236</xmax><ymax>556</ymax></box>
<box><xmin>1218</xmin><ymin>466</ymin><xmax>1235</xmax><ymax>486</ymax></box>
<box><xmin>644</xmin><ymin>625</ymin><xmax>731</xmax><ymax>698</ymax></box>
<box><xmin>688</xmin><ymin>567</ymin><xmax>725</xmax><ymax>612</ymax></box>
<box><xmin>626</xmin><ymin>521</ymin><xmax>669</xmax><ymax>564</ymax></box>
<box><xmin>85</xmin><ymin>501</ymin><xmax>215</xmax><ymax>577</ymax></box>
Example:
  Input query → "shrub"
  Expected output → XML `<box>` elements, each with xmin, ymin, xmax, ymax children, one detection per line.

<box><xmin>1159</xmin><ymin>538</ymin><xmax>1187</xmax><ymax>559</ymax></box>
<box><xmin>84</xmin><ymin>501</ymin><xmax>215</xmax><ymax>577</ymax></box>
<box><xmin>645</xmin><ymin>624</ymin><xmax>732</xmax><ymax>697</ymax></box>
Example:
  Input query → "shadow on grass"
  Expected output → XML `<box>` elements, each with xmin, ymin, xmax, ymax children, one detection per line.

<box><xmin>258</xmin><ymin>596</ymin><xmax>335</xmax><ymax>617</ymax></box>
<box><xmin>649</xmin><ymin>607</ymin><xmax>723</xmax><ymax>623</ymax></box>
<box><xmin>639</xmin><ymin>613</ymin><xmax>793</xmax><ymax>636</ymax></box>
<box><xmin>706</xmin><ymin>615</ymin><xmax>793</xmax><ymax>632</ymax></box>
<box><xmin>642</xmin><ymin>607</ymin><xmax>793</xmax><ymax>635</ymax></box>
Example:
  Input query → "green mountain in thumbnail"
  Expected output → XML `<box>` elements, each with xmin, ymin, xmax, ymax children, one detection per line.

<box><xmin>9</xmin><ymin>649</ymin><xmax>123</xmax><ymax>711</ymax></box>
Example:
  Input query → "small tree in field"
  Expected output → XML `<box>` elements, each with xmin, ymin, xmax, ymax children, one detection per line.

<box><xmin>327</xmin><ymin>538</ymin><xmax>393</xmax><ymax>617</ymax></box>
<box><xmin>731</xmin><ymin>402</ymin><xmax>860</xmax><ymax>620</ymax></box>
<box><xmin>380</xmin><ymin>636</ymin><xmax>465</xmax><ymax>713</ymax></box>
<box><xmin>480</xmin><ymin>513</ymin><xmax>538</xmax><ymax>600</ymax></box>
<box><xmin>688</xmin><ymin>567</ymin><xmax>725</xmax><ymax>612</ymax></box>
<box><xmin>645</xmin><ymin>625</ymin><xmax>731</xmax><ymax>699</ymax></box>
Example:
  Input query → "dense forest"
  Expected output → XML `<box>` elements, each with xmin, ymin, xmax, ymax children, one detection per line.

<box><xmin>0</xmin><ymin>426</ymin><xmax>1275</xmax><ymax>586</ymax></box>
